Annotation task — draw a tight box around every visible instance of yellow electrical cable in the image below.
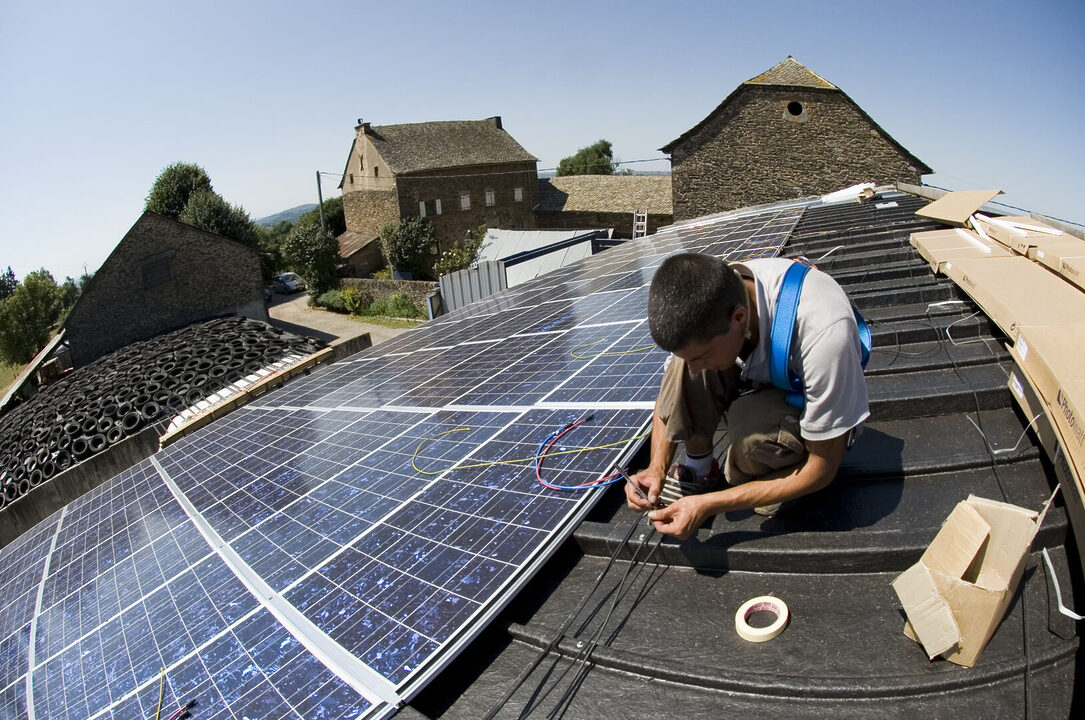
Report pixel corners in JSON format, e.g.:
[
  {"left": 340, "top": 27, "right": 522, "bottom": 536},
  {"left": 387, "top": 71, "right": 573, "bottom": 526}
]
[
  {"left": 569, "top": 340, "right": 656, "bottom": 359},
  {"left": 411, "top": 427, "right": 651, "bottom": 476},
  {"left": 155, "top": 668, "right": 165, "bottom": 719}
]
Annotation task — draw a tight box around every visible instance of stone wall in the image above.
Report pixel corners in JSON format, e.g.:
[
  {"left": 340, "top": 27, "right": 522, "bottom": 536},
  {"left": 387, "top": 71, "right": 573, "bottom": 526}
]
[
  {"left": 670, "top": 86, "right": 926, "bottom": 220},
  {"left": 398, "top": 162, "right": 538, "bottom": 253},
  {"left": 343, "top": 187, "right": 401, "bottom": 239},
  {"left": 64, "top": 213, "right": 265, "bottom": 367}
]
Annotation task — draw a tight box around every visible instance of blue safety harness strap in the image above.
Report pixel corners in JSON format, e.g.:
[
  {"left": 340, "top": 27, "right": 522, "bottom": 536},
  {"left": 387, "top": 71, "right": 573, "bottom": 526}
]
[{"left": 769, "top": 261, "right": 871, "bottom": 409}]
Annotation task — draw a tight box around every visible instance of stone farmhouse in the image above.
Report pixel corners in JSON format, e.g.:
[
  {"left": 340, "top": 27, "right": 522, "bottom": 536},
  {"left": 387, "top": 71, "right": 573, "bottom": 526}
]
[
  {"left": 661, "top": 57, "right": 932, "bottom": 220},
  {"left": 338, "top": 117, "right": 538, "bottom": 275}
]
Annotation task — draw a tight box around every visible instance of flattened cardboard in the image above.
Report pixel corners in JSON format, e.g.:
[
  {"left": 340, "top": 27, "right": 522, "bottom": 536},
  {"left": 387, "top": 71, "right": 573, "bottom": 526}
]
[
  {"left": 1010, "top": 325, "right": 1085, "bottom": 486},
  {"left": 1027, "top": 236, "right": 1085, "bottom": 272},
  {"left": 910, "top": 228, "right": 1011, "bottom": 274},
  {"left": 915, "top": 189, "right": 1002, "bottom": 227},
  {"left": 892, "top": 495, "right": 1042, "bottom": 667},
  {"left": 942, "top": 256, "right": 1085, "bottom": 341}
]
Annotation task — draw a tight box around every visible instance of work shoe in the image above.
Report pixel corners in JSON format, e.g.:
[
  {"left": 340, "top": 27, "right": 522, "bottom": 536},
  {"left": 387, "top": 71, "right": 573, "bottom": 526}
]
[{"left": 666, "top": 458, "right": 722, "bottom": 499}]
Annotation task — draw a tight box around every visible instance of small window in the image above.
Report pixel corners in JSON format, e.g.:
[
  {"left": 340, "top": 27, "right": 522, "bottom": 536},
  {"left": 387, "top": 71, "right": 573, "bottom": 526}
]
[
  {"left": 485, "top": 188, "right": 496, "bottom": 206},
  {"left": 349, "top": 173, "right": 354, "bottom": 184},
  {"left": 514, "top": 187, "right": 523, "bottom": 202},
  {"left": 419, "top": 201, "right": 427, "bottom": 218},
  {"left": 374, "top": 165, "right": 379, "bottom": 177},
  {"left": 435, "top": 198, "right": 442, "bottom": 215},
  {"left": 460, "top": 192, "right": 471, "bottom": 211}
]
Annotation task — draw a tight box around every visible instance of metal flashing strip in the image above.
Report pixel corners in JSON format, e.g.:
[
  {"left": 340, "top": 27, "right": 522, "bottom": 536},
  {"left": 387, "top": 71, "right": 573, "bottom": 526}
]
[
  {"left": 24, "top": 507, "right": 66, "bottom": 720},
  {"left": 149, "top": 456, "right": 401, "bottom": 715}
]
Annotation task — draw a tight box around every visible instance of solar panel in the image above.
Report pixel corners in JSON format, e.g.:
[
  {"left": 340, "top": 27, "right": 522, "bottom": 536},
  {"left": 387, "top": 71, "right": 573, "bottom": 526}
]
[{"left": 0, "top": 206, "right": 801, "bottom": 718}]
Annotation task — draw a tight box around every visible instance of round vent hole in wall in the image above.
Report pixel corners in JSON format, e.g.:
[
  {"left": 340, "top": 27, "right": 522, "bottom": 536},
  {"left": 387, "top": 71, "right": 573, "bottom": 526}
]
[{"left": 787, "top": 101, "right": 804, "bottom": 116}]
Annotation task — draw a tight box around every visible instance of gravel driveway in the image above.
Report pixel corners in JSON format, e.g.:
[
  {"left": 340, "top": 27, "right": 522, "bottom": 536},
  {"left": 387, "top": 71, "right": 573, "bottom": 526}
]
[{"left": 266, "top": 292, "right": 416, "bottom": 347}]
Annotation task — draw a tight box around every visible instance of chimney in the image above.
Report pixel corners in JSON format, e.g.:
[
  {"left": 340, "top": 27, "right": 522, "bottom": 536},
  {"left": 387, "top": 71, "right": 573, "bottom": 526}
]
[{"left": 487, "top": 116, "right": 502, "bottom": 130}]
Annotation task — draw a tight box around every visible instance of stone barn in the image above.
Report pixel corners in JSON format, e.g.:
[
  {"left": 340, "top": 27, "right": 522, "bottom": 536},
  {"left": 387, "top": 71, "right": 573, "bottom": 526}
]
[
  {"left": 661, "top": 56, "right": 932, "bottom": 220},
  {"left": 63, "top": 212, "right": 266, "bottom": 366}
]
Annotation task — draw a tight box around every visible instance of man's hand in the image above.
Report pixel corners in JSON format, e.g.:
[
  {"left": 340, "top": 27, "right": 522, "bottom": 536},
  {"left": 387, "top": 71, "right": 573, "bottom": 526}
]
[
  {"left": 625, "top": 467, "right": 665, "bottom": 511},
  {"left": 647, "top": 496, "right": 706, "bottom": 540}
]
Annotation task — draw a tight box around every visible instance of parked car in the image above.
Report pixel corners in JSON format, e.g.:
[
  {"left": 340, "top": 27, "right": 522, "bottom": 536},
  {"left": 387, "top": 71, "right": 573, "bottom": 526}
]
[{"left": 272, "top": 272, "right": 306, "bottom": 294}]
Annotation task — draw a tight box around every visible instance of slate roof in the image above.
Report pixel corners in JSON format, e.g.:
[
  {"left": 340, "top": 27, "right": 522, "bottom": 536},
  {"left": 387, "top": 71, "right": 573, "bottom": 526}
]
[
  {"left": 535, "top": 175, "right": 672, "bottom": 215},
  {"left": 362, "top": 117, "right": 538, "bottom": 176},
  {"left": 338, "top": 230, "right": 378, "bottom": 259},
  {"left": 659, "top": 57, "right": 933, "bottom": 176},
  {"left": 745, "top": 55, "right": 836, "bottom": 89}
]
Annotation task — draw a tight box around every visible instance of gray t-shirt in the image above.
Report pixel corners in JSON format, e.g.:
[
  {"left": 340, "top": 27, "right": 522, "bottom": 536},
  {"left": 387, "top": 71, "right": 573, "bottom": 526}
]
[{"left": 735, "top": 258, "right": 870, "bottom": 442}]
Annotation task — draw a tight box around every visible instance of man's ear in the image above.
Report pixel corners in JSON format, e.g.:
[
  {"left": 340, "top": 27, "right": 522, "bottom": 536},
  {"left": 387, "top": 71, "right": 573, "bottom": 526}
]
[{"left": 731, "top": 304, "right": 747, "bottom": 328}]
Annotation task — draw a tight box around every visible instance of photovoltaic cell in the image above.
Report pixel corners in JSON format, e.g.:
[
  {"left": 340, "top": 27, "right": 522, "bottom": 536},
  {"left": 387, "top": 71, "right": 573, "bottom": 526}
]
[{"left": 0, "top": 205, "right": 801, "bottom": 718}]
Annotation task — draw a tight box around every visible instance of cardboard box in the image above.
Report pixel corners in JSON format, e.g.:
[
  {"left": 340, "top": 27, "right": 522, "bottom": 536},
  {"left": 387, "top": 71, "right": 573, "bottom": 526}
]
[
  {"left": 1007, "top": 368, "right": 1061, "bottom": 461},
  {"left": 971, "top": 214, "right": 1068, "bottom": 257},
  {"left": 1028, "top": 237, "right": 1085, "bottom": 271},
  {"left": 1061, "top": 255, "right": 1085, "bottom": 292},
  {"left": 1010, "top": 325, "right": 1085, "bottom": 483},
  {"left": 915, "top": 189, "right": 1002, "bottom": 227},
  {"left": 910, "top": 228, "right": 1011, "bottom": 274},
  {"left": 893, "top": 495, "right": 1048, "bottom": 667},
  {"left": 942, "top": 256, "right": 1085, "bottom": 341}
]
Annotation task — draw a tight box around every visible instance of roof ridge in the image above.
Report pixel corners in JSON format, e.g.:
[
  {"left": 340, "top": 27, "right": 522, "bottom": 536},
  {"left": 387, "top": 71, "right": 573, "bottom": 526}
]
[{"left": 744, "top": 56, "right": 836, "bottom": 89}]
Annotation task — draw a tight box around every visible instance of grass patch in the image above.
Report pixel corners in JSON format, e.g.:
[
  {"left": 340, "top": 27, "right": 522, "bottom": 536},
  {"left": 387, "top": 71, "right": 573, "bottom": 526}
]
[
  {"left": 1, "top": 360, "right": 26, "bottom": 395},
  {"left": 350, "top": 315, "right": 425, "bottom": 329}
]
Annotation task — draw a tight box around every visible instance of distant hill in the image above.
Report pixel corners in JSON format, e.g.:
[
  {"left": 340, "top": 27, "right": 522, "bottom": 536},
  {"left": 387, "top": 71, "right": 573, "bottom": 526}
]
[{"left": 254, "top": 204, "right": 317, "bottom": 227}]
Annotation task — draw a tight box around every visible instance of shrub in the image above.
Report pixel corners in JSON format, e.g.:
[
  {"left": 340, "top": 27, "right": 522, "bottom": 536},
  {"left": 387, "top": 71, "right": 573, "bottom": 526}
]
[
  {"left": 340, "top": 287, "right": 372, "bottom": 314},
  {"left": 314, "top": 290, "right": 348, "bottom": 313},
  {"left": 368, "top": 293, "right": 421, "bottom": 319},
  {"left": 283, "top": 223, "right": 340, "bottom": 295}
]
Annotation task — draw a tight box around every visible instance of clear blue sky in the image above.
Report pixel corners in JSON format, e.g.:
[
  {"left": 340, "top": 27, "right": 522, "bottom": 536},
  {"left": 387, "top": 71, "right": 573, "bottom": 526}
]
[{"left": 1, "top": 0, "right": 1081, "bottom": 282}]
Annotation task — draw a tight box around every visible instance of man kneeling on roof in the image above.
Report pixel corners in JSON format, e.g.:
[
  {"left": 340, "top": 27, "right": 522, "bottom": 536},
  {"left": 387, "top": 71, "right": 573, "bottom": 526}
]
[{"left": 626, "top": 253, "right": 870, "bottom": 540}]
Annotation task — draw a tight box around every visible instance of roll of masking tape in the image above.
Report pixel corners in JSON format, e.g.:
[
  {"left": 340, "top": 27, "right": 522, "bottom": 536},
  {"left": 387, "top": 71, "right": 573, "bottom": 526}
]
[{"left": 735, "top": 595, "right": 789, "bottom": 643}]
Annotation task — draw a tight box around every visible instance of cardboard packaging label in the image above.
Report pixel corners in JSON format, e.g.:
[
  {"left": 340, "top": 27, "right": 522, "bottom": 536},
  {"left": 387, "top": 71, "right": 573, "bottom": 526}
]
[
  {"left": 1061, "top": 256, "right": 1085, "bottom": 292},
  {"left": 892, "top": 495, "right": 1047, "bottom": 667}
]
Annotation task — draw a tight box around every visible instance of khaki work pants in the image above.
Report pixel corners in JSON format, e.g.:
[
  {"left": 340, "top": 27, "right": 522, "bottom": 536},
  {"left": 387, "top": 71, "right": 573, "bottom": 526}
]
[{"left": 656, "top": 357, "right": 806, "bottom": 485}]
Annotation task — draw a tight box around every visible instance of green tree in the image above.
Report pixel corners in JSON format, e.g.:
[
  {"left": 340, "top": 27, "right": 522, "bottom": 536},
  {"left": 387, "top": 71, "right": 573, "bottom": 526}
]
[
  {"left": 282, "top": 222, "right": 340, "bottom": 295},
  {"left": 297, "top": 196, "right": 346, "bottom": 236},
  {"left": 379, "top": 217, "right": 437, "bottom": 279},
  {"left": 256, "top": 220, "right": 295, "bottom": 273},
  {"left": 0, "top": 267, "right": 16, "bottom": 301},
  {"left": 0, "top": 269, "right": 64, "bottom": 363},
  {"left": 556, "top": 139, "right": 615, "bottom": 176},
  {"left": 145, "top": 162, "right": 213, "bottom": 219},
  {"left": 178, "top": 189, "right": 260, "bottom": 247}
]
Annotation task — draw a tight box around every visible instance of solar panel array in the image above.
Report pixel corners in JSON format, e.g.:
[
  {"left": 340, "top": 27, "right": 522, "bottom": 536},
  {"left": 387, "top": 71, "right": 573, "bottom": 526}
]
[{"left": 0, "top": 206, "right": 802, "bottom": 719}]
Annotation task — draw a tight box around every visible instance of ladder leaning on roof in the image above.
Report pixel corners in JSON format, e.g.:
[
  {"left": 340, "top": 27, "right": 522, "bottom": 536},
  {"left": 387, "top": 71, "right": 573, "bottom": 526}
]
[{"left": 632, "top": 210, "right": 648, "bottom": 239}]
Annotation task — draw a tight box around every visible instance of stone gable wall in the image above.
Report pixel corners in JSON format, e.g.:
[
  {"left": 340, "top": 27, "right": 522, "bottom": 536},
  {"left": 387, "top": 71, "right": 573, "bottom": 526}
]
[
  {"left": 670, "top": 86, "right": 926, "bottom": 220},
  {"left": 343, "top": 187, "right": 400, "bottom": 240},
  {"left": 65, "top": 214, "right": 265, "bottom": 366}
]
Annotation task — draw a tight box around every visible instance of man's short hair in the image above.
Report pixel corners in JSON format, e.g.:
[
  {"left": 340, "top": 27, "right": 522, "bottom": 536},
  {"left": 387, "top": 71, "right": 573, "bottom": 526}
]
[{"left": 648, "top": 253, "right": 747, "bottom": 352}]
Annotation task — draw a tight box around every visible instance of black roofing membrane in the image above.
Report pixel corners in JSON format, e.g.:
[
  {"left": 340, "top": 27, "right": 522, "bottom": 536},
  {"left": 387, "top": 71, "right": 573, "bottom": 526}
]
[{"left": 409, "top": 194, "right": 1082, "bottom": 718}]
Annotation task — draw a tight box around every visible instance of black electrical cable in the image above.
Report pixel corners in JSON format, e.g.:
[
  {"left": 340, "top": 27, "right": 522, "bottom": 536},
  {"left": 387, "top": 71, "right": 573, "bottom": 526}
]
[{"left": 482, "top": 512, "right": 653, "bottom": 720}]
